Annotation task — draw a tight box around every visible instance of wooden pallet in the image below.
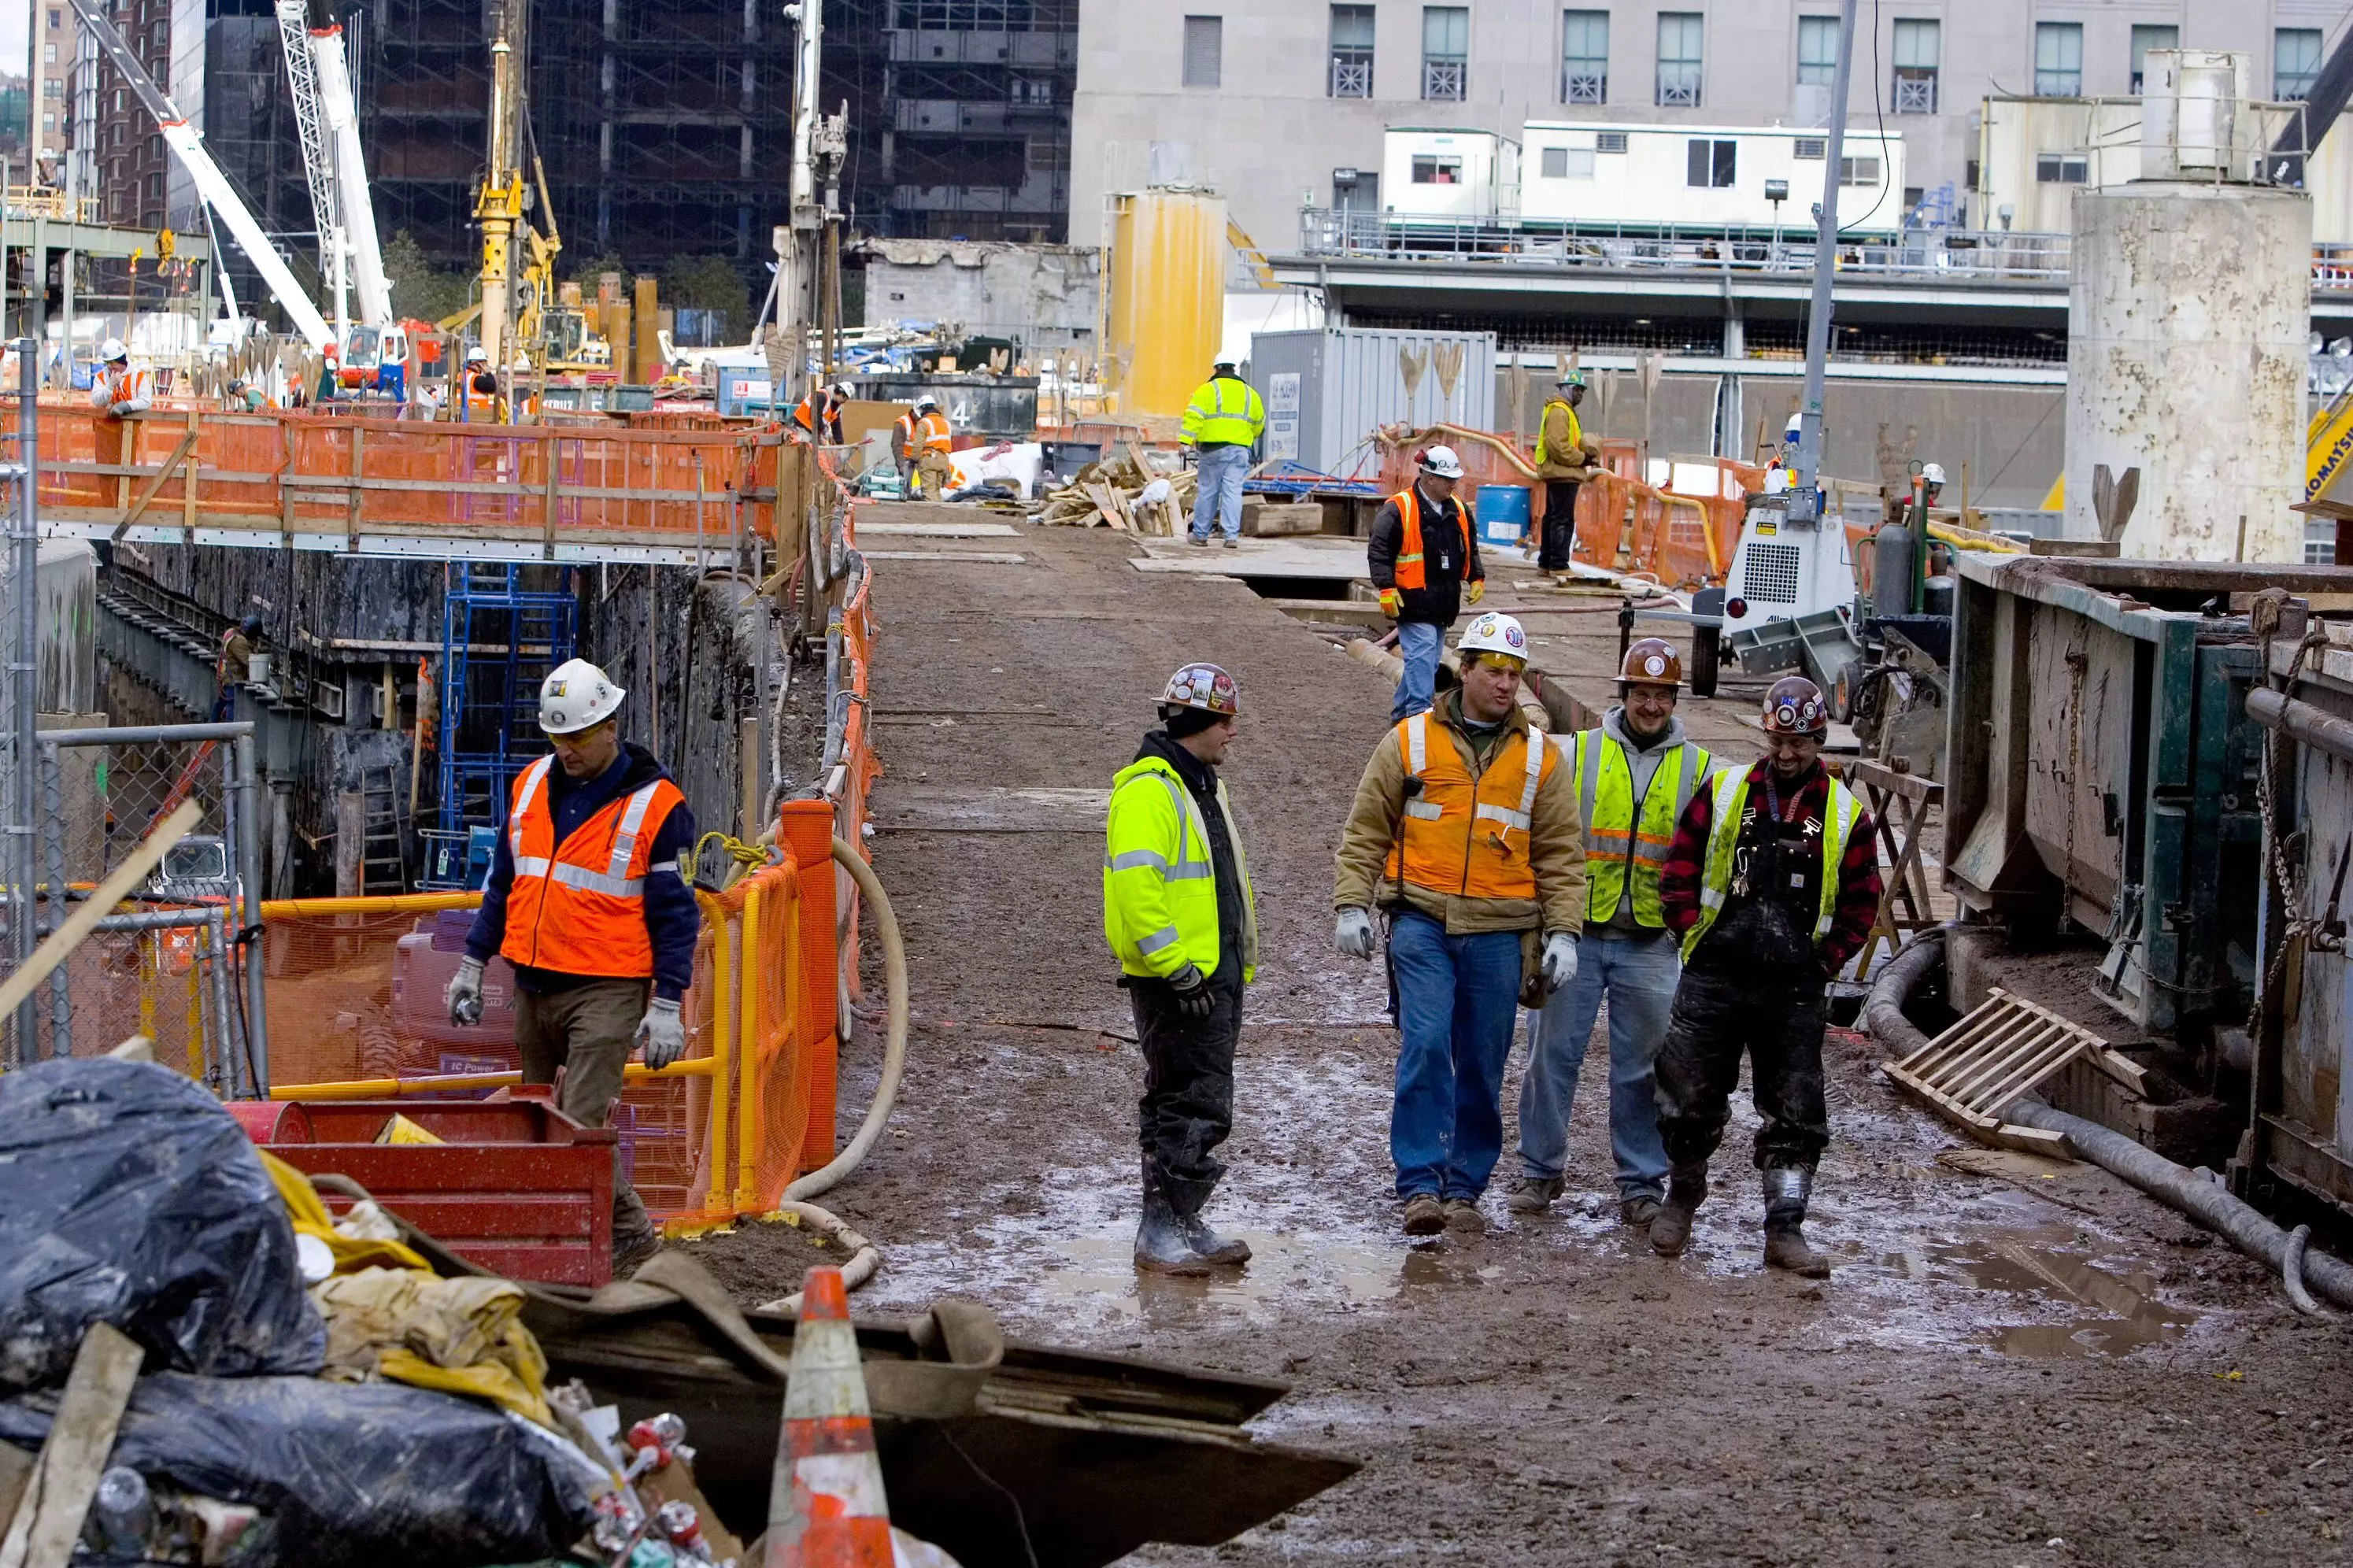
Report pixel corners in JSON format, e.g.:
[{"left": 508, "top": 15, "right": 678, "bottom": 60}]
[{"left": 1881, "top": 987, "right": 2138, "bottom": 1159}]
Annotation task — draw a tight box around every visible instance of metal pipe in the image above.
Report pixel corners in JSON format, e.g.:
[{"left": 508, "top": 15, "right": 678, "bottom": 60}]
[
  {"left": 35, "top": 720, "right": 255, "bottom": 747},
  {"left": 2245, "top": 686, "right": 2353, "bottom": 764},
  {"left": 9, "top": 339, "right": 36, "bottom": 1059},
  {"left": 206, "top": 907, "right": 241, "bottom": 1098},
  {"left": 1788, "top": 0, "right": 1859, "bottom": 524},
  {"left": 233, "top": 732, "right": 268, "bottom": 1089},
  {"left": 40, "top": 746, "right": 68, "bottom": 1060},
  {"left": 44, "top": 908, "right": 238, "bottom": 934}
]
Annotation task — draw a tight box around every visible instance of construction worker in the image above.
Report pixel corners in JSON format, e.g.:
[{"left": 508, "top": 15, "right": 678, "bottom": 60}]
[
  {"left": 1103, "top": 662, "right": 1260, "bottom": 1274},
  {"left": 1651, "top": 675, "right": 1881, "bottom": 1278},
  {"left": 1367, "top": 445, "right": 1483, "bottom": 723},
  {"left": 1182, "top": 357, "right": 1265, "bottom": 549},
  {"left": 224, "top": 378, "right": 272, "bottom": 412},
  {"left": 1334, "top": 612, "right": 1586, "bottom": 1237},
  {"left": 890, "top": 401, "right": 920, "bottom": 489},
  {"left": 212, "top": 616, "right": 265, "bottom": 719},
  {"left": 911, "top": 394, "right": 954, "bottom": 498},
  {"left": 1531, "top": 370, "right": 1600, "bottom": 571},
  {"left": 446, "top": 657, "right": 699, "bottom": 1275},
  {"left": 1509, "top": 638, "right": 1714, "bottom": 1226},
  {"left": 792, "top": 379, "right": 852, "bottom": 444},
  {"left": 90, "top": 338, "right": 153, "bottom": 417}
]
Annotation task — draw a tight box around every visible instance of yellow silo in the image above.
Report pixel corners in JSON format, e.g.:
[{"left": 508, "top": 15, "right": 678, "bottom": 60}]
[{"left": 1104, "top": 187, "right": 1226, "bottom": 420}]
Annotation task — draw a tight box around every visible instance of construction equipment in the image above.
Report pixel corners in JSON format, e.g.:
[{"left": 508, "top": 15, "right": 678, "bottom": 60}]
[
  {"left": 65, "top": 0, "right": 334, "bottom": 348},
  {"left": 475, "top": 12, "right": 529, "bottom": 372}
]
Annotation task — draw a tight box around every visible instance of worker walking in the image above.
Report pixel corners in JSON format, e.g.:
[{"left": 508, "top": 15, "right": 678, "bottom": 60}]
[
  {"left": 446, "top": 658, "right": 699, "bottom": 1275},
  {"left": 1531, "top": 371, "right": 1599, "bottom": 572},
  {"left": 1651, "top": 675, "right": 1880, "bottom": 1278},
  {"left": 90, "top": 338, "right": 153, "bottom": 417},
  {"left": 1334, "top": 612, "right": 1585, "bottom": 1236},
  {"left": 1103, "top": 663, "right": 1259, "bottom": 1274},
  {"left": 910, "top": 394, "right": 955, "bottom": 498},
  {"left": 1182, "top": 357, "right": 1265, "bottom": 550},
  {"left": 1508, "top": 639, "right": 1713, "bottom": 1226},
  {"left": 1367, "top": 446, "right": 1484, "bottom": 723}
]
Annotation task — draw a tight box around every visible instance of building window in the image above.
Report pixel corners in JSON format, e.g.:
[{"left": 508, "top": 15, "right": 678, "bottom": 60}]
[
  {"left": 2035, "top": 21, "right": 2081, "bottom": 96},
  {"left": 46, "top": 8, "right": 58, "bottom": 26},
  {"left": 1561, "top": 9, "right": 1607, "bottom": 104},
  {"left": 1181, "top": 15, "right": 1220, "bottom": 88},
  {"left": 1656, "top": 12, "right": 1702, "bottom": 106},
  {"left": 43, "top": 43, "right": 55, "bottom": 62},
  {"left": 1540, "top": 143, "right": 1595, "bottom": 178},
  {"left": 1839, "top": 153, "right": 1880, "bottom": 187},
  {"left": 1687, "top": 137, "right": 1735, "bottom": 187},
  {"left": 1796, "top": 14, "right": 1837, "bottom": 87},
  {"left": 2130, "top": 24, "right": 2177, "bottom": 94},
  {"left": 1893, "top": 19, "right": 1937, "bottom": 113},
  {"left": 1423, "top": 6, "right": 1467, "bottom": 101},
  {"left": 43, "top": 79, "right": 60, "bottom": 98},
  {"left": 2278, "top": 28, "right": 2323, "bottom": 101},
  {"left": 1330, "top": 5, "right": 1374, "bottom": 98},
  {"left": 1412, "top": 153, "right": 1463, "bottom": 183},
  {"left": 2036, "top": 152, "right": 2088, "bottom": 183}
]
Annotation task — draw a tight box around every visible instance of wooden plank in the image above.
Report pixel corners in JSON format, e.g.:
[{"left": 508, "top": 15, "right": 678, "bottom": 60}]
[
  {"left": 0, "top": 1323, "right": 145, "bottom": 1568},
  {"left": 106, "top": 428, "right": 198, "bottom": 542},
  {"left": 2089, "top": 1047, "right": 2150, "bottom": 1096},
  {"left": 0, "top": 801, "right": 201, "bottom": 1021}
]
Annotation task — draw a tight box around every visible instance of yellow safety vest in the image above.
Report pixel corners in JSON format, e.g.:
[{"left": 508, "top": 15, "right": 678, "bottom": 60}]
[
  {"left": 1569, "top": 727, "right": 1713, "bottom": 928},
  {"left": 1182, "top": 375, "right": 1264, "bottom": 446},
  {"left": 1102, "top": 754, "right": 1258, "bottom": 982},
  {"left": 1534, "top": 398, "right": 1583, "bottom": 466},
  {"left": 1682, "top": 767, "right": 1860, "bottom": 963}
]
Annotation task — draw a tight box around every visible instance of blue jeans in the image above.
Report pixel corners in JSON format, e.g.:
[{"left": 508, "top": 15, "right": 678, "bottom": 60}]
[
  {"left": 1391, "top": 621, "right": 1441, "bottom": 722},
  {"left": 1190, "top": 444, "right": 1250, "bottom": 539},
  {"left": 1387, "top": 909, "right": 1526, "bottom": 1200},
  {"left": 1515, "top": 929, "right": 1678, "bottom": 1200}
]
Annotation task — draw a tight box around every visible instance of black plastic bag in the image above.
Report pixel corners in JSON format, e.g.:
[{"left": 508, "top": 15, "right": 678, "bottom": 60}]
[
  {"left": 0, "top": 1059, "right": 325, "bottom": 1392},
  {"left": 0, "top": 1373, "right": 602, "bottom": 1566}
]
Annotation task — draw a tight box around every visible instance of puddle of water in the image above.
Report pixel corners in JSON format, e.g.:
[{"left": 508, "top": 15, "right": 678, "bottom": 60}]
[
  {"left": 1038, "top": 1231, "right": 1405, "bottom": 1320},
  {"left": 1933, "top": 1237, "right": 2199, "bottom": 1359}
]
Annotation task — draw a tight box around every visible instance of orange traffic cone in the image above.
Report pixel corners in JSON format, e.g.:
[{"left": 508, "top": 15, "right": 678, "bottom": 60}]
[{"left": 764, "top": 1264, "right": 893, "bottom": 1568}]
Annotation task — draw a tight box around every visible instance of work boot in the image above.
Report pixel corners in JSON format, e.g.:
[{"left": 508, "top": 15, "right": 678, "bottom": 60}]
[
  {"left": 1761, "top": 1167, "right": 1832, "bottom": 1279},
  {"left": 1648, "top": 1167, "right": 1708, "bottom": 1257},
  {"left": 1506, "top": 1175, "right": 1564, "bottom": 1215},
  {"left": 1620, "top": 1194, "right": 1662, "bottom": 1230},
  {"left": 1178, "top": 1211, "right": 1252, "bottom": 1267},
  {"left": 1221, "top": 535, "right": 1239, "bottom": 550},
  {"left": 1189, "top": 532, "right": 1209, "bottom": 547},
  {"left": 1136, "top": 1165, "right": 1212, "bottom": 1276},
  {"left": 1401, "top": 1193, "right": 1446, "bottom": 1236},
  {"left": 1443, "top": 1198, "right": 1486, "bottom": 1236}
]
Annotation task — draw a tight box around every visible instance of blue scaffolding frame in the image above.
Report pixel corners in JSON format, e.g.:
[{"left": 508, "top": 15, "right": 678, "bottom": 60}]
[{"left": 435, "top": 564, "right": 578, "bottom": 838}]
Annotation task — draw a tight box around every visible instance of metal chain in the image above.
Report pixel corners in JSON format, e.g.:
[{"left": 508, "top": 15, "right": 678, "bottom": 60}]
[{"left": 2249, "top": 625, "right": 2331, "bottom": 1041}]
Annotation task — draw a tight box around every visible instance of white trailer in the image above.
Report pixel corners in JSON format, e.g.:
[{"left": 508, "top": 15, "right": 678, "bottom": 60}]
[
  {"left": 1517, "top": 121, "right": 1905, "bottom": 234},
  {"left": 1380, "top": 128, "right": 1521, "bottom": 221}
]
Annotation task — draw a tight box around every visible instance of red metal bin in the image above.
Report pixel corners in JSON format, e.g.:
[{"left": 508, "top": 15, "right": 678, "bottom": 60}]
[{"left": 235, "top": 1089, "right": 616, "bottom": 1286}]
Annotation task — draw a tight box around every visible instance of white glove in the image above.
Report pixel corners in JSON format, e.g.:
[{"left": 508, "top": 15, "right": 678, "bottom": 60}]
[
  {"left": 1541, "top": 932, "right": 1580, "bottom": 995},
  {"left": 445, "top": 956, "right": 485, "bottom": 1026},
  {"left": 1334, "top": 908, "right": 1376, "bottom": 960},
  {"left": 634, "top": 997, "right": 687, "bottom": 1070}
]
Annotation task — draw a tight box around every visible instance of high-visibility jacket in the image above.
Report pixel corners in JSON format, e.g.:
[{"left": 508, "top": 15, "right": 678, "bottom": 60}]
[
  {"left": 914, "top": 410, "right": 953, "bottom": 455},
  {"left": 1385, "top": 709, "right": 1559, "bottom": 901},
  {"left": 1534, "top": 398, "right": 1583, "bottom": 466},
  {"left": 90, "top": 364, "right": 154, "bottom": 413},
  {"left": 1103, "top": 754, "right": 1257, "bottom": 982},
  {"left": 1567, "top": 727, "right": 1712, "bottom": 928},
  {"left": 498, "top": 753, "right": 686, "bottom": 978},
  {"left": 462, "top": 391, "right": 503, "bottom": 423},
  {"left": 1384, "top": 486, "right": 1471, "bottom": 592},
  {"left": 892, "top": 412, "right": 917, "bottom": 460},
  {"left": 1182, "top": 375, "right": 1264, "bottom": 447},
  {"left": 1681, "top": 766, "right": 1861, "bottom": 963}
]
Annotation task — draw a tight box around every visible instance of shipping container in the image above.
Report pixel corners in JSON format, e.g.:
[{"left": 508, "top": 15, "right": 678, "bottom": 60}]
[
  {"left": 1248, "top": 327, "right": 1497, "bottom": 482},
  {"left": 855, "top": 373, "right": 1041, "bottom": 439}
]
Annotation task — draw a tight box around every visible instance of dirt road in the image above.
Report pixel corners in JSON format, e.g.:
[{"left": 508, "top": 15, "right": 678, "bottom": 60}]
[{"left": 692, "top": 513, "right": 2352, "bottom": 1566}]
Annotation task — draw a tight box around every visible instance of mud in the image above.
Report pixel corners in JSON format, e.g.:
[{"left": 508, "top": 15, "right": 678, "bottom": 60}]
[{"left": 683, "top": 517, "right": 2353, "bottom": 1565}]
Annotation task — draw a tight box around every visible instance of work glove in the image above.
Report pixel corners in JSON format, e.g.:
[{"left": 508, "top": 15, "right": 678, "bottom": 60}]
[
  {"left": 1334, "top": 908, "right": 1377, "bottom": 960},
  {"left": 634, "top": 997, "right": 687, "bottom": 1070},
  {"left": 109, "top": 401, "right": 137, "bottom": 417},
  {"left": 1541, "top": 932, "right": 1580, "bottom": 996},
  {"left": 1378, "top": 587, "right": 1403, "bottom": 619},
  {"left": 1467, "top": 579, "right": 1486, "bottom": 605},
  {"left": 444, "top": 956, "right": 485, "bottom": 1026},
  {"left": 1167, "top": 962, "right": 1215, "bottom": 1023}
]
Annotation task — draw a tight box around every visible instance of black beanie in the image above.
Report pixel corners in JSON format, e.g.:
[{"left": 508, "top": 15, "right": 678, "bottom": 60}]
[{"left": 1162, "top": 704, "right": 1223, "bottom": 739}]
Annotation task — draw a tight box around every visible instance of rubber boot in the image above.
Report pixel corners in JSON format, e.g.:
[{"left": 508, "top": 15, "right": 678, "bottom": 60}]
[
  {"left": 1761, "top": 1167, "right": 1831, "bottom": 1279},
  {"left": 1136, "top": 1164, "right": 1212, "bottom": 1277},
  {"left": 1648, "top": 1166, "right": 1707, "bottom": 1257},
  {"left": 1178, "top": 1211, "right": 1252, "bottom": 1267}
]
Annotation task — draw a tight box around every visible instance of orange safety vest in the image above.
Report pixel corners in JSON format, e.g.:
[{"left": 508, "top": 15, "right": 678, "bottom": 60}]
[
  {"left": 892, "top": 412, "right": 917, "bottom": 460},
  {"left": 793, "top": 394, "right": 819, "bottom": 433},
  {"left": 498, "top": 754, "right": 685, "bottom": 978},
  {"left": 1387, "top": 487, "right": 1461, "bottom": 591},
  {"left": 915, "top": 410, "right": 953, "bottom": 455},
  {"left": 1383, "top": 709, "right": 1557, "bottom": 901}
]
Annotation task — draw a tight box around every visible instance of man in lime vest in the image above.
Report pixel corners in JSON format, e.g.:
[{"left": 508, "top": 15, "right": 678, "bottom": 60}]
[
  {"left": 1652, "top": 675, "right": 1881, "bottom": 1277},
  {"left": 1103, "top": 662, "right": 1260, "bottom": 1274},
  {"left": 1333, "top": 612, "right": 1586, "bottom": 1237},
  {"left": 1508, "top": 638, "right": 1714, "bottom": 1227},
  {"left": 1182, "top": 358, "right": 1265, "bottom": 549},
  {"left": 1367, "top": 445, "right": 1485, "bottom": 723},
  {"left": 1531, "top": 371, "right": 1598, "bottom": 572}
]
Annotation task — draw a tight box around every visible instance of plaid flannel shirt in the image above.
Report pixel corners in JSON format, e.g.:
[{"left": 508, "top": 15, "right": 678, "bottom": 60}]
[{"left": 1659, "top": 760, "right": 1882, "bottom": 971}]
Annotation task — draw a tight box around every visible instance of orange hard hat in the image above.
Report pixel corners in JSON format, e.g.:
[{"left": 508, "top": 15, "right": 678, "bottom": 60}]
[{"left": 1619, "top": 637, "right": 1682, "bottom": 688}]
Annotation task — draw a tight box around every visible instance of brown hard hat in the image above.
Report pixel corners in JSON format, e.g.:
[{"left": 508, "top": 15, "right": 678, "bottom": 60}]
[
  {"left": 1762, "top": 675, "right": 1829, "bottom": 736},
  {"left": 1619, "top": 637, "right": 1682, "bottom": 688}
]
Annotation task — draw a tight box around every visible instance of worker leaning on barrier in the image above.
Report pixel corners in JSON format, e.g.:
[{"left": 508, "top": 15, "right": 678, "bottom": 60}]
[
  {"left": 1104, "top": 663, "right": 1260, "bottom": 1276},
  {"left": 90, "top": 338, "right": 153, "bottom": 417},
  {"left": 792, "top": 379, "right": 853, "bottom": 445},
  {"left": 447, "top": 658, "right": 699, "bottom": 1276},
  {"left": 1531, "top": 370, "right": 1600, "bottom": 573}
]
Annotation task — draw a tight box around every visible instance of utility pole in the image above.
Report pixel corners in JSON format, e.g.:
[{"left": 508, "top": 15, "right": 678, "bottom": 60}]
[{"left": 1786, "top": 0, "right": 1858, "bottom": 528}]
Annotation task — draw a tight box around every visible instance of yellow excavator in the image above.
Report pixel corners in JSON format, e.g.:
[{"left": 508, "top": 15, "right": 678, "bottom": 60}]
[{"left": 467, "top": 19, "right": 606, "bottom": 374}]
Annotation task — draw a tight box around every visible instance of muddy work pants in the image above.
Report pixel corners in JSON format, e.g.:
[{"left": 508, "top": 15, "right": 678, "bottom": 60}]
[
  {"left": 516, "top": 978, "right": 660, "bottom": 1258},
  {"left": 1653, "top": 967, "right": 1830, "bottom": 1174},
  {"left": 1127, "top": 963, "right": 1245, "bottom": 1218},
  {"left": 1537, "top": 479, "right": 1579, "bottom": 571}
]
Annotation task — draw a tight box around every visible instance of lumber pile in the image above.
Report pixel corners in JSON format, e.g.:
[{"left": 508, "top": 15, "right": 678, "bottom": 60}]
[{"left": 1033, "top": 442, "right": 1192, "bottom": 534}]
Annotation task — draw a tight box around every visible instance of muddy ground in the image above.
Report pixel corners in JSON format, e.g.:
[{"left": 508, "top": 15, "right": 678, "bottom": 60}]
[{"left": 686, "top": 513, "right": 2353, "bottom": 1566}]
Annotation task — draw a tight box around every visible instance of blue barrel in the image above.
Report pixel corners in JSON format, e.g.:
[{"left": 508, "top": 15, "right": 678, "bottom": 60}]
[{"left": 1474, "top": 484, "right": 1531, "bottom": 545}]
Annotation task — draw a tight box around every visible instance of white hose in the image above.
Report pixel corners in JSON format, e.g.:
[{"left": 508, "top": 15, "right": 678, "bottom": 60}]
[{"left": 752, "top": 836, "right": 908, "bottom": 1315}]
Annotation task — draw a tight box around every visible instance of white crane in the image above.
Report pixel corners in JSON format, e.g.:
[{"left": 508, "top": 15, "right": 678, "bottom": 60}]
[
  {"left": 273, "top": 0, "right": 347, "bottom": 330},
  {"left": 277, "top": 0, "right": 402, "bottom": 388},
  {"left": 66, "top": 0, "right": 334, "bottom": 349}
]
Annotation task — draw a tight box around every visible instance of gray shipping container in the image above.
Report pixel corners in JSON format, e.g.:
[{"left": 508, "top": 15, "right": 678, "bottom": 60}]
[{"left": 1247, "top": 328, "right": 1497, "bottom": 481}]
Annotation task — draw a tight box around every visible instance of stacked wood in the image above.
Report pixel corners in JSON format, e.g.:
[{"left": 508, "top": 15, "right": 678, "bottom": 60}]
[{"left": 1033, "top": 441, "right": 1193, "bottom": 534}]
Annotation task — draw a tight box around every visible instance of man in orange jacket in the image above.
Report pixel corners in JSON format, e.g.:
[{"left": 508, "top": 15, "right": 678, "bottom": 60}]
[{"left": 1367, "top": 445, "right": 1484, "bottom": 723}]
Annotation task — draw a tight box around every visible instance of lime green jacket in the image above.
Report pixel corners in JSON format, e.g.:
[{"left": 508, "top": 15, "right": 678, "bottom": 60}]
[
  {"left": 1182, "top": 375, "right": 1265, "bottom": 447},
  {"left": 1102, "top": 754, "right": 1258, "bottom": 982}
]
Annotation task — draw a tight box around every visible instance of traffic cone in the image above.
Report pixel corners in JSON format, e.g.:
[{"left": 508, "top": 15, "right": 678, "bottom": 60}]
[{"left": 764, "top": 1265, "right": 893, "bottom": 1568}]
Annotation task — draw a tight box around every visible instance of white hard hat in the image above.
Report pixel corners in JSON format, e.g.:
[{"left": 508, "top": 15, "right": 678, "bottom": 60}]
[
  {"left": 464, "top": 344, "right": 490, "bottom": 365},
  {"left": 538, "top": 658, "right": 626, "bottom": 735},
  {"left": 101, "top": 337, "right": 128, "bottom": 362},
  {"left": 1784, "top": 412, "right": 1804, "bottom": 436},
  {"left": 913, "top": 394, "right": 938, "bottom": 412},
  {"left": 1419, "top": 445, "right": 1465, "bottom": 479},
  {"left": 1456, "top": 611, "right": 1529, "bottom": 664},
  {"left": 1920, "top": 462, "right": 1947, "bottom": 486}
]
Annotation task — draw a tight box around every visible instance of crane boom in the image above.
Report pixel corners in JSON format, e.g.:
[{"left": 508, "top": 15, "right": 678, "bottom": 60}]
[
  {"left": 67, "top": 0, "right": 333, "bottom": 348},
  {"left": 273, "top": 0, "right": 345, "bottom": 325},
  {"left": 311, "top": 21, "right": 390, "bottom": 329}
]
